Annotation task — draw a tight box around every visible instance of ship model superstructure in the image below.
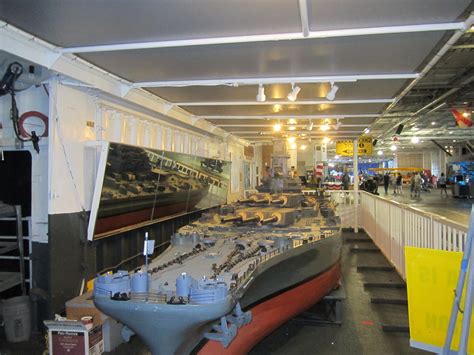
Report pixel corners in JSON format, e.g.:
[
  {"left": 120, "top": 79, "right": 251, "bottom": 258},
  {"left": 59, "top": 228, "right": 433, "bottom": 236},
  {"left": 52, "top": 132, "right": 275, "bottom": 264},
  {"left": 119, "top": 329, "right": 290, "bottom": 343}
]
[{"left": 94, "top": 191, "right": 342, "bottom": 354}]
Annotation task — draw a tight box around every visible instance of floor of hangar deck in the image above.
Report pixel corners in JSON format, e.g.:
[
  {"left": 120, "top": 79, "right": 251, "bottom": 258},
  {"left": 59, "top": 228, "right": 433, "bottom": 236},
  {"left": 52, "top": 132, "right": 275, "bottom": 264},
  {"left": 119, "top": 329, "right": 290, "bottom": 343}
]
[{"left": 378, "top": 186, "right": 472, "bottom": 226}]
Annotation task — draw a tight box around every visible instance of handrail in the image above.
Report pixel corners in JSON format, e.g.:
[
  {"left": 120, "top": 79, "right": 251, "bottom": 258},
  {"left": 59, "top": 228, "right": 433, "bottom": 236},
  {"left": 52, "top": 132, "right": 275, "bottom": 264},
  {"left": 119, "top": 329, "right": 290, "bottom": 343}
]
[{"left": 360, "top": 191, "right": 468, "bottom": 231}]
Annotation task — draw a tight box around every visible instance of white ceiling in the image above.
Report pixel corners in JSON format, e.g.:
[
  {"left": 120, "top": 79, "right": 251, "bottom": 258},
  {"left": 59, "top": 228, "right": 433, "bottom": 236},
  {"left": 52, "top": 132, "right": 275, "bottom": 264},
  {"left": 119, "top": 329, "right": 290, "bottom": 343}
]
[{"left": 0, "top": 0, "right": 472, "bottom": 151}]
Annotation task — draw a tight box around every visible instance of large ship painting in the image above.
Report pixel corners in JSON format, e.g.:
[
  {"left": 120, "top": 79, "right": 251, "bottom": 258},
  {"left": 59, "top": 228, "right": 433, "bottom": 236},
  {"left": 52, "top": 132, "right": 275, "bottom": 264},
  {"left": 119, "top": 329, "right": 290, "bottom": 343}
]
[
  {"left": 93, "top": 188, "right": 342, "bottom": 354},
  {"left": 94, "top": 143, "right": 229, "bottom": 238}
]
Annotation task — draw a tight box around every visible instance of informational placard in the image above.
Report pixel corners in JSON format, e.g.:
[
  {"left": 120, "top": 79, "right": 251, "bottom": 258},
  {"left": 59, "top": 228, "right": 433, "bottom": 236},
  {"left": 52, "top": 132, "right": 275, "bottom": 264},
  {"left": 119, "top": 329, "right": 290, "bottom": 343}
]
[
  {"left": 335, "top": 137, "right": 373, "bottom": 156},
  {"left": 405, "top": 246, "right": 474, "bottom": 353}
]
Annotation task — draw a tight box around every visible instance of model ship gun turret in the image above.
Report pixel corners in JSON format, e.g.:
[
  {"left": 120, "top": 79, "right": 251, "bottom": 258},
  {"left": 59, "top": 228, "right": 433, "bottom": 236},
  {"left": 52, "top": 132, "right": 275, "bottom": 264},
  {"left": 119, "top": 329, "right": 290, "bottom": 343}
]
[{"left": 93, "top": 189, "right": 342, "bottom": 355}]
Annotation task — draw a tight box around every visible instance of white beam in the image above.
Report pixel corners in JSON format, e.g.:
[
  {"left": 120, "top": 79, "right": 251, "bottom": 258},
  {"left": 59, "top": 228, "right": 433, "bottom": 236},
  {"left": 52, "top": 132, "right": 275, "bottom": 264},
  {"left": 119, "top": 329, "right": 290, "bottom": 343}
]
[
  {"left": 236, "top": 130, "right": 363, "bottom": 135},
  {"left": 298, "top": 0, "right": 310, "bottom": 37},
  {"left": 61, "top": 22, "right": 466, "bottom": 53},
  {"left": 174, "top": 99, "right": 393, "bottom": 106},
  {"left": 201, "top": 114, "right": 379, "bottom": 119},
  {"left": 216, "top": 124, "right": 369, "bottom": 127},
  {"left": 133, "top": 74, "right": 418, "bottom": 88}
]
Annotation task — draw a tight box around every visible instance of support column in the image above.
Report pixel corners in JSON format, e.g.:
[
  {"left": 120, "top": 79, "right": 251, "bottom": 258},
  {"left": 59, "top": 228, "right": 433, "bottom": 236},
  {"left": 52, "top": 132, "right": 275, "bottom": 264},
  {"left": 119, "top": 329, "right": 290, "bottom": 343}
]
[
  {"left": 111, "top": 111, "right": 123, "bottom": 143},
  {"left": 353, "top": 139, "right": 359, "bottom": 233}
]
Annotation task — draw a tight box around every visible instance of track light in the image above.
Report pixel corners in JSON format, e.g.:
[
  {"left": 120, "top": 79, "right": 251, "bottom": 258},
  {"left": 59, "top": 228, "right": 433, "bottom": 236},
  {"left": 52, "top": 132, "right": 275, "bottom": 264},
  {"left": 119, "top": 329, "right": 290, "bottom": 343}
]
[
  {"left": 307, "top": 119, "right": 314, "bottom": 131},
  {"left": 273, "top": 122, "right": 282, "bottom": 132},
  {"left": 322, "top": 137, "right": 331, "bottom": 144},
  {"left": 333, "top": 119, "right": 341, "bottom": 130},
  {"left": 363, "top": 128, "right": 370, "bottom": 134},
  {"left": 320, "top": 120, "right": 330, "bottom": 131},
  {"left": 287, "top": 83, "right": 301, "bottom": 102},
  {"left": 288, "top": 136, "right": 296, "bottom": 143},
  {"left": 377, "top": 150, "right": 383, "bottom": 156},
  {"left": 256, "top": 84, "right": 266, "bottom": 102},
  {"left": 326, "top": 82, "right": 339, "bottom": 101},
  {"left": 390, "top": 144, "right": 397, "bottom": 151}
]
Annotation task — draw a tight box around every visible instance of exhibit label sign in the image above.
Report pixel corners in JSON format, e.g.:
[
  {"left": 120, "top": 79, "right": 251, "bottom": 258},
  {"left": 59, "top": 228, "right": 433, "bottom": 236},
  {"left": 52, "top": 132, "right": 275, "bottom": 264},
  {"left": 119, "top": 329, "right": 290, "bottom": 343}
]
[{"left": 335, "top": 137, "right": 373, "bottom": 156}]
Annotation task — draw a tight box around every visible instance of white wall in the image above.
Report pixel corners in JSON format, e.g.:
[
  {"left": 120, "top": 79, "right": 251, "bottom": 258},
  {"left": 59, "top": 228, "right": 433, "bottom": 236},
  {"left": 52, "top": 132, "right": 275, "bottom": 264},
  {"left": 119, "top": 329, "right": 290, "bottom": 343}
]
[{"left": 48, "top": 80, "right": 250, "bottom": 215}]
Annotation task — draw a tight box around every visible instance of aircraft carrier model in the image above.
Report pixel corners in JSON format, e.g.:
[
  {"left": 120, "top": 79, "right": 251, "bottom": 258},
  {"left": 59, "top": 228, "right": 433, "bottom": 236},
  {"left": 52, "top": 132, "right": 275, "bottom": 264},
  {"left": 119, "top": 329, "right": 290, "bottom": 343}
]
[{"left": 93, "top": 191, "right": 342, "bottom": 354}]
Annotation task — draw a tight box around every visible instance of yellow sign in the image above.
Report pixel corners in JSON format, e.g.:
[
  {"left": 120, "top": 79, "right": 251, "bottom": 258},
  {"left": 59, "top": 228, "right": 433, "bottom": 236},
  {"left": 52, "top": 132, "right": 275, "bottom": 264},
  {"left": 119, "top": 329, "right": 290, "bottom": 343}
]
[
  {"left": 405, "top": 246, "right": 474, "bottom": 353},
  {"left": 335, "top": 136, "right": 373, "bottom": 156}
]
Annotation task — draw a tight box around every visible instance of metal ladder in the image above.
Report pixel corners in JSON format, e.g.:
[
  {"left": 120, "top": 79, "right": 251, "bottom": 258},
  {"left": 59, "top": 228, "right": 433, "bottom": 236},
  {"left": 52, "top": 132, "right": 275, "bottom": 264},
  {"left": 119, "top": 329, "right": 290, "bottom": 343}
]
[{"left": 0, "top": 204, "right": 31, "bottom": 294}]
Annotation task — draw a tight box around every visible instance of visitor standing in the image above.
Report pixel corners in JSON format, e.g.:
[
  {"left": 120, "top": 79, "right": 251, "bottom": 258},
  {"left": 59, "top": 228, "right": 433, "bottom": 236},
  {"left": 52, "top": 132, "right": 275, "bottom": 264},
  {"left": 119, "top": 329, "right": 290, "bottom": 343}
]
[
  {"left": 342, "top": 172, "right": 350, "bottom": 191},
  {"left": 438, "top": 172, "right": 448, "bottom": 197},
  {"left": 414, "top": 173, "right": 422, "bottom": 198},
  {"left": 391, "top": 174, "right": 397, "bottom": 194},
  {"left": 396, "top": 173, "right": 403, "bottom": 195},
  {"left": 410, "top": 173, "right": 416, "bottom": 198},
  {"left": 383, "top": 173, "right": 390, "bottom": 194}
]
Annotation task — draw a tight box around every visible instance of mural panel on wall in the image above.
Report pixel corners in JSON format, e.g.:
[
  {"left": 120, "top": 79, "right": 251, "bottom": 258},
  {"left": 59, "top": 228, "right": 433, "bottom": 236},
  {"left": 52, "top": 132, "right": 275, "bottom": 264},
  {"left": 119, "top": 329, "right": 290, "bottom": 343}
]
[{"left": 89, "top": 142, "right": 230, "bottom": 239}]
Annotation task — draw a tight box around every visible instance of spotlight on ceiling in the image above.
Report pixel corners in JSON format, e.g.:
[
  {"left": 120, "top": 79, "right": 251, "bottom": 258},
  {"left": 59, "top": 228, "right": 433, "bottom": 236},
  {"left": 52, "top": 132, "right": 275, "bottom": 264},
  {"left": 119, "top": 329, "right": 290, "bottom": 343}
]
[
  {"left": 333, "top": 119, "right": 341, "bottom": 130},
  {"left": 307, "top": 119, "right": 314, "bottom": 131},
  {"left": 431, "top": 121, "right": 436, "bottom": 125},
  {"left": 326, "top": 82, "right": 339, "bottom": 101},
  {"left": 300, "top": 144, "right": 307, "bottom": 151},
  {"left": 411, "top": 136, "right": 420, "bottom": 144},
  {"left": 390, "top": 144, "right": 397, "bottom": 151},
  {"left": 273, "top": 122, "right": 282, "bottom": 132},
  {"left": 363, "top": 127, "right": 370, "bottom": 134},
  {"left": 288, "top": 126, "right": 296, "bottom": 131},
  {"left": 322, "top": 137, "right": 331, "bottom": 144},
  {"left": 377, "top": 150, "right": 383, "bottom": 156},
  {"left": 320, "top": 120, "right": 330, "bottom": 131},
  {"left": 288, "top": 136, "right": 296, "bottom": 143},
  {"left": 288, "top": 118, "right": 297, "bottom": 125},
  {"left": 287, "top": 83, "right": 301, "bottom": 102},
  {"left": 256, "top": 84, "right": 266, "bottom": 102}
]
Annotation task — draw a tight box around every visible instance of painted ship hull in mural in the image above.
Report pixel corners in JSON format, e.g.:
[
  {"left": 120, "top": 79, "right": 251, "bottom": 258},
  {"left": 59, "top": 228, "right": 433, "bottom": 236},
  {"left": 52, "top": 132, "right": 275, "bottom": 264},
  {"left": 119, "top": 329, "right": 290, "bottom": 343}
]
[
  {"left": 94, "top": 192, "right": 342, "bottom": 354},
  {"left": 91, "top": 142, "right": 229, "bottom": 237}
]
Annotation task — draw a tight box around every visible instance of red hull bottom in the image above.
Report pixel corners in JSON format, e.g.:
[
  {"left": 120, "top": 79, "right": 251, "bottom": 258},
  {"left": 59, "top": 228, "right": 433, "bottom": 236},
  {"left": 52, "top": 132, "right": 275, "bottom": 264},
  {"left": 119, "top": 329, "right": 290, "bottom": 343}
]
[{"left": 199, "top": 261, "right": 342, "bottom": 355}]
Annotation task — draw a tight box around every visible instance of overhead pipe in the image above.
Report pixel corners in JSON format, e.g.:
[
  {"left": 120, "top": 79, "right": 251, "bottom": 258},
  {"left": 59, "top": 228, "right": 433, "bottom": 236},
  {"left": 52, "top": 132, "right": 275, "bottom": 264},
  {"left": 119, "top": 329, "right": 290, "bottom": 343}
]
[{"left": 378, "top": 13, "right": 474, "bottom": 139}]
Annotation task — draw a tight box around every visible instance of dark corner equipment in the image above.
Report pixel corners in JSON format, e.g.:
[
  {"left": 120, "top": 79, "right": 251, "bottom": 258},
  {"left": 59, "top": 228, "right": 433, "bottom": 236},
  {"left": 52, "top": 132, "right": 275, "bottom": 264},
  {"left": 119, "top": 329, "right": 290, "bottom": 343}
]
[{"left": 0, "top": 62, "right": 40, "bottom": 153}]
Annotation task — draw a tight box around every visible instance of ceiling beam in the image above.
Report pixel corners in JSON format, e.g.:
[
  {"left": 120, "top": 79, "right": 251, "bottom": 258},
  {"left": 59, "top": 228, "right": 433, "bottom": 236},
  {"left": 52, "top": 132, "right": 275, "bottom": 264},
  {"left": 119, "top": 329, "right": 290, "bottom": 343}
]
[
  {"left": 298, "top": 0, "right": 310, "bottom": 37},
  {"left": 216, "top": 124, "right": 369, "bottom": 127},
  {"left": 173, "top": 98, "right": 393, "bottom": 106},
  {"left": 133, "top": 74, "right": 418, "bottom": 88},
  {"left": 61, "top": 22, "right": 466, "bottom": 54},
  {"left": 201, "top": 114, "right": 379, "bottom": 119},
  {"left": 236, "top": 130, "right": 363, "bottom": 135}
]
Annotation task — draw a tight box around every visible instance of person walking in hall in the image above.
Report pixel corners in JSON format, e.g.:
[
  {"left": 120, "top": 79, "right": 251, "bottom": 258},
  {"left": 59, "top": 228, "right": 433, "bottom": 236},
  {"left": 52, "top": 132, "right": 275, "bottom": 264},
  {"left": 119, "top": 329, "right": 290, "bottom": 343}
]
[
  {"left": 410, "top": 173, "right": 416, "bottom": 198},
  {"left": 396, "top": 173, "right": 403, "bottom": 195},
  {"left": 383, "top": 172, "right": 390, "bottom": 194},
  {"left": 414, "top": 172, "right": 422, "bottom": 198},
  {"left": 391, "top": 173, "right": 397, "bottom": 194},
  {"left": 342, "top": 171, "right": 350, "bottom": 191},
  {"left": 438, "top": 172, "right": 448, "bottom": 197}
]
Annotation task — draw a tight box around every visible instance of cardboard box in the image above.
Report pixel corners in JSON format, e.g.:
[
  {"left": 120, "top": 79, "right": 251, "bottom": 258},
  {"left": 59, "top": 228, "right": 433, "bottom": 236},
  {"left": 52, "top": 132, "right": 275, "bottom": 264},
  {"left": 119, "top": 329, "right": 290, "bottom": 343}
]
[
  {"left": 65, "top": 292, "right": 124, "bottom": 352},
  {"left": 44, "top": 320, "right": 104, "bottom": 355},
  {"left": 66, "top": 292, "right": 106, "bottom": 327}
]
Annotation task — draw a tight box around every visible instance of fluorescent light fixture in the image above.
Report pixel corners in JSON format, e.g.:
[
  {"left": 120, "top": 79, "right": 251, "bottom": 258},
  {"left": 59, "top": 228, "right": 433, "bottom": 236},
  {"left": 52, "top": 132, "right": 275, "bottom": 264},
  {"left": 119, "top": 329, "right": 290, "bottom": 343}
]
[
  {"left": 322, "top": 137, "right": 331, "bottom": 144},
  {"left": 287, "top": 83, "right": 301, "bottom": 102},
  {"left": 377, "top": 150, "right": 383, "bottom": 156},
  {"left": 390, "top": 144, "right": 397, "bottom": 151},
  {"left": 256, "top": 84, "right": 266, "bottom": 102},
  {"left": 326, "top": 82, "right": 339, "bottom": 101},
  {"left": 411, "top": 136, "right": 420, "bottom": 144},
  {"left": 273, "top": 122, "right": 282, "bottom": 132}
]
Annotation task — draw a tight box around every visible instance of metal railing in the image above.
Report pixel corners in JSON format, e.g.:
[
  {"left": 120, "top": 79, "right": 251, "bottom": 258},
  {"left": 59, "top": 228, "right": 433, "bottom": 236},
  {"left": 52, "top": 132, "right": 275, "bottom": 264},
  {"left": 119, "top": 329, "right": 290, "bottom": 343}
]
[{"left": 359, "top": 191, "right": 468, "bottom": 279}]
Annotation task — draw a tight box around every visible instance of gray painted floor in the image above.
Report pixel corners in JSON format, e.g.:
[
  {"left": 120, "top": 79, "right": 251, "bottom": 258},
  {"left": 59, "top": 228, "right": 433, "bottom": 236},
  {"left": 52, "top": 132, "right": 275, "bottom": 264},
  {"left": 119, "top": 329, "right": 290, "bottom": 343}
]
[{"left": 378, "top": 187, "right": 472, "bottom": 226}]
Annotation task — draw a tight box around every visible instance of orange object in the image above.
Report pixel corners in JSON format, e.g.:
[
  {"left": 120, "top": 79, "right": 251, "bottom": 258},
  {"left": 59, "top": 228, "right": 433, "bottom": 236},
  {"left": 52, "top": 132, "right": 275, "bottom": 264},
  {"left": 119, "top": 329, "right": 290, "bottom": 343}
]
[{"left": 199, "top": 261, "right": 341, "bottom": 355}]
